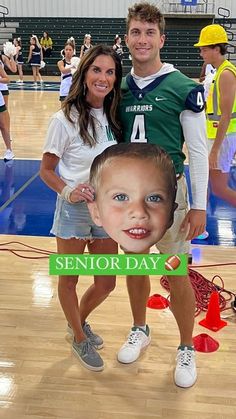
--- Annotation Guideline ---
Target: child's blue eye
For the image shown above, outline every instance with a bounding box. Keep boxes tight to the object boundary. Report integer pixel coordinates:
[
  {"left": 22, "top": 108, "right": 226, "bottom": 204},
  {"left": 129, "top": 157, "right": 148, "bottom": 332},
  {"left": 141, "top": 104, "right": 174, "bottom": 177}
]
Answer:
[
  {"left": 114, "top": 194, "right": 128, "bottom": 201},
  {"left": 146, "top": 195, "right": 162, "bottom": 202}
]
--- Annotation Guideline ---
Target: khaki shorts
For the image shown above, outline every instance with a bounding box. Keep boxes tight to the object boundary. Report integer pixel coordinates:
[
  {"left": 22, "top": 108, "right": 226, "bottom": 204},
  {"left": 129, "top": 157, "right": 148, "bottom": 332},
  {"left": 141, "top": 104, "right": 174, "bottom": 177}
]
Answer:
[{"left": 156, "top": 175, "right": 190, "bottom": 254}]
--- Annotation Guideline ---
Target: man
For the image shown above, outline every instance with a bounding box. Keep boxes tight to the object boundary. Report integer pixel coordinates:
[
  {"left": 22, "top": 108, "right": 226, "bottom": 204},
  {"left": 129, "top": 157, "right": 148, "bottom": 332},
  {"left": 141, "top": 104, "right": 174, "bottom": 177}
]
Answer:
[
  {"left": 118, "top": 2, "right": 209, "bottom": 388},
  {"left": 194, "top": 24, "right": 236, "bottom": 206}
]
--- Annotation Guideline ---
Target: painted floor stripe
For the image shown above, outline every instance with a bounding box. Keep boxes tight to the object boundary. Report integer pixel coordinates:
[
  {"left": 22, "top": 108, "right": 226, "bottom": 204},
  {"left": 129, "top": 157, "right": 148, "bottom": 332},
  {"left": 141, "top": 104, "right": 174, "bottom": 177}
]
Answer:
[{"left": 0, "top": 170, "right": 39, "bottom": 212}]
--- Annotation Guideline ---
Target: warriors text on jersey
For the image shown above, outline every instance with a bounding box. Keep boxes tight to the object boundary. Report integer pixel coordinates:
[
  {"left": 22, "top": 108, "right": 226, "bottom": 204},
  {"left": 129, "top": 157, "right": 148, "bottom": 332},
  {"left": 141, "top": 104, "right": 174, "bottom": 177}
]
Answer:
[{"left": 120, "top": 70, "right": 205, "bottom": 174}]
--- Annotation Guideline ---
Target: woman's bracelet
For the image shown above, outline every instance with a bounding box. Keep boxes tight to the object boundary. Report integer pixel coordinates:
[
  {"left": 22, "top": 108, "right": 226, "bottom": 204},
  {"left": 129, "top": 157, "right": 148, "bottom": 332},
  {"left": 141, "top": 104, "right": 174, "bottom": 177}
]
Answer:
[{"left": 60, "top": 185, "right": 74, "bottom": 204}]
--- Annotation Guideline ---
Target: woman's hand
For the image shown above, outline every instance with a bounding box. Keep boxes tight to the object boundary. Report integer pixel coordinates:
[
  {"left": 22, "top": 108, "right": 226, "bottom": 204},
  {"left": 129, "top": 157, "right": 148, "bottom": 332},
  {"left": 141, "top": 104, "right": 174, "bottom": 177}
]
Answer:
[{"left": 70, "top": 183, "right": 94, "bottom": 203}]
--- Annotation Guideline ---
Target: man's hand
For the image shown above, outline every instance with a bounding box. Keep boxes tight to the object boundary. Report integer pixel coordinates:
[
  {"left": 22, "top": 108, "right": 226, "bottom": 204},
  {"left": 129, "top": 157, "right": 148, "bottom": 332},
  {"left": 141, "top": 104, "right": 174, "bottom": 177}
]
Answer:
[
  {"left": 209, "top": 146, "right": 220, "bottom": 170},
  {"left": 179, "top": 209, "right": 206, "bottom": 241}
]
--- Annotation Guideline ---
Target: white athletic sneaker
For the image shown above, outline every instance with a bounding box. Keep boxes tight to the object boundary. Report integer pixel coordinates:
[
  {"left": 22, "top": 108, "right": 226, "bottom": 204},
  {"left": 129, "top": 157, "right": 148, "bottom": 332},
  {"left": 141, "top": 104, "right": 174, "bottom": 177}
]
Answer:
[
  {"left": 3, "top": 149, "right": 14, "bottom": 161},
  {"left": 196, "top": 231, "right": 209, "bottom": 240},
  {"left": 174, "top": 346, "right": 197, "bottom": 388},
  {"left": 16, "top": 80, "right": 23, "bottom": 84},
  {"left": 117, "top": 326, "right": 151, "bottom": 364}
]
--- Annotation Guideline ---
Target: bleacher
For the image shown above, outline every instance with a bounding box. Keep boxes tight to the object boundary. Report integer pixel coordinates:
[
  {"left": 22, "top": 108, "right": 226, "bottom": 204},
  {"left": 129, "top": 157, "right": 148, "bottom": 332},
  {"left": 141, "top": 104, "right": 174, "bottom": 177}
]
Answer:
[{"left": 3, "top": 16, "right": 212, "bottom": 78}]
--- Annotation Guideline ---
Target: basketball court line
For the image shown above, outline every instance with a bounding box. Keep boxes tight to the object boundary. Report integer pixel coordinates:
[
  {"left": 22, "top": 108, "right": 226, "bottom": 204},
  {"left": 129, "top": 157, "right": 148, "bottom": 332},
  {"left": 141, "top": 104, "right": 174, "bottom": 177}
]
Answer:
[
  {"left": 0, "top": 169, "right": 39, "bottom": 213},
  {"left": 9, "top": 81, "right": 60, "bottom": 92}
]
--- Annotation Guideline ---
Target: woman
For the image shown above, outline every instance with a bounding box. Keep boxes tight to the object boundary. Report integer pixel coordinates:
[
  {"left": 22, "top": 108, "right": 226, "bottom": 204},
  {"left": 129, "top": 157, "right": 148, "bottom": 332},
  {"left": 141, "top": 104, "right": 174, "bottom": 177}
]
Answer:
[
  {"left": 40, "top": 45, "right": 122, "bottom": 372},
  {"left": 0, "top": 66, "right": 14, "bottom": 161},
  {"left": 28, "top": 35, "right": 43, "bottom": 87},
  {"left": 80, "top": 34, "right": 93, "bottom": 58},
  {"left": 112, "top": 34, "right": 123, "bottom": 63},
  {"left": 40, "top": 31, "right": 53, "bottom": 58},
  {"left": 57, "top": 40, "right": 76, "bottom": 103},
  {"left": 0, "top": 45, "right": 17, "bottom": 108},
  {"left": 13, "top": 37, "right": 24, "bottom": 83}
]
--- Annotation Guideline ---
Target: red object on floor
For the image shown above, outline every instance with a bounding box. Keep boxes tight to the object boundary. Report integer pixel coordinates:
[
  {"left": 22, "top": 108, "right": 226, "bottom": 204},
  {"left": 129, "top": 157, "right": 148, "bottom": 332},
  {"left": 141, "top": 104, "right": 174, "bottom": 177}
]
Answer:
[
  {"left": 199, "top": 290, "right": 227, "bottom": 331},
  {"left": 147, "top": 294, "right": 169, "bottom": 309},
  {"left": 193, "top": 333, "right": 219, "bottom": 353}
]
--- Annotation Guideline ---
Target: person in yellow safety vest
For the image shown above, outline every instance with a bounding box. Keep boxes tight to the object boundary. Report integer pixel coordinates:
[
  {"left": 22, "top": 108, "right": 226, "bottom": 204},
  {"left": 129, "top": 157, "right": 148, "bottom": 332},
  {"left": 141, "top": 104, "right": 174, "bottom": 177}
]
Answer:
[{"left": 194, "top": 24, "right": 236, "bottom": 207}]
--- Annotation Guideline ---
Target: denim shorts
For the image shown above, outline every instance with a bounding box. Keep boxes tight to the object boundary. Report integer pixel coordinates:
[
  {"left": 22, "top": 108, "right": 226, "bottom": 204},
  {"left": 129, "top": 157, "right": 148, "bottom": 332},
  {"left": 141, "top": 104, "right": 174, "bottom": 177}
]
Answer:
[{"left": 51, "top": 196, "right": 110, "bottom": 240}]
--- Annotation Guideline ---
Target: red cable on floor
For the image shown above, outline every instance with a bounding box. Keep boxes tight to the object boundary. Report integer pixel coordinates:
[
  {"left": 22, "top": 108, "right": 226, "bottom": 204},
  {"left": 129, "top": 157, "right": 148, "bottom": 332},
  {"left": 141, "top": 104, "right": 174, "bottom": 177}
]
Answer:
[
  {"left": 0, "top": 240, "right": 56, "bottom": 259},
  {"left": 160, "top": 268, "right": 235, "bottom": 316}
]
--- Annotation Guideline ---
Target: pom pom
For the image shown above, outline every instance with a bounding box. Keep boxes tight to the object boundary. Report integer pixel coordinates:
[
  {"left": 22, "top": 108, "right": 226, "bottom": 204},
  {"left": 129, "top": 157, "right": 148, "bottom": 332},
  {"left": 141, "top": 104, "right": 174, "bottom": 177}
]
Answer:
[
  {"left": 71, "top": 56, "right": 80, "bottom": 69},
  {"left": 40, "top": 60, "right": 46, "bottom": 69},
  {"left": 3, "top": 41, "right": 17, "bottom": 57}
]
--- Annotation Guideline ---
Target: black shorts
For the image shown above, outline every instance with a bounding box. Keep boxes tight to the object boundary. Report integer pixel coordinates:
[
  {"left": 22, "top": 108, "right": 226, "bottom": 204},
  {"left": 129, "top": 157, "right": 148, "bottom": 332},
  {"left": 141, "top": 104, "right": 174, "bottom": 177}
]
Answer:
[
  {"left": 0, "top": 104, "right": 6, "bottom": 112},
  {"left": 0, "top": 90, "right": 9, "bottom": 96}
]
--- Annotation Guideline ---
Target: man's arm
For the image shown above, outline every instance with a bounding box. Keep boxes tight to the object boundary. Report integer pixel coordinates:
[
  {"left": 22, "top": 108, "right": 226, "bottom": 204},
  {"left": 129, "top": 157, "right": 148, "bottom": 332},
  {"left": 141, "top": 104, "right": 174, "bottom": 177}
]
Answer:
[
  {"left": 209, "top": 69, "right": 236, "bottom": 169},
  {"left": 179, "top": 110, "right": 209, "bottom": 240}
]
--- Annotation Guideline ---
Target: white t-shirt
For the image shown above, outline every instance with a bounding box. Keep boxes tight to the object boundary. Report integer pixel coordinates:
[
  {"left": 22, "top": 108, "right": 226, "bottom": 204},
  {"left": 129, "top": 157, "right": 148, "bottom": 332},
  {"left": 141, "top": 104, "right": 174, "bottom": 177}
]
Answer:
[
  {"left": 205, "top": 64, "right": 216, "bottom": 76},
  {"left": 0, "top": 60, "right": 8, "bottom": 92},
  {"left": 43, "top": 107, "right": 117, "bottom": 187},
  {"left": 203, "top": 65, "right": 216, "bottom": 100}
]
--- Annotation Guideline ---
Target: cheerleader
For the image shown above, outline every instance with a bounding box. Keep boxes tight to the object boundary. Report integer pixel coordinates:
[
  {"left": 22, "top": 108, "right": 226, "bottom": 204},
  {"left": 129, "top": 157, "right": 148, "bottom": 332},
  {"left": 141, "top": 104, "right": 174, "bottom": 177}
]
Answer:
[
  {"left": 80, "top": 34, "right": 93, "bottom": 58},
  {"left": 112, "top": 34, "right": 123, "bottom": 63},
  {"left": 28, "top": 35, "right": 43, "bottom": 87},
  {"left": 0, "top": 66, "right": 14, "bottom": 161},
  {"left": 58, "top": 41, "right": 76, "bottom": 103},
  {"left": 0, "top": 42, "right": 17, "bottom": 108},
  {"left": 13, "top": 37, "right": 24, "bottom": 83}
]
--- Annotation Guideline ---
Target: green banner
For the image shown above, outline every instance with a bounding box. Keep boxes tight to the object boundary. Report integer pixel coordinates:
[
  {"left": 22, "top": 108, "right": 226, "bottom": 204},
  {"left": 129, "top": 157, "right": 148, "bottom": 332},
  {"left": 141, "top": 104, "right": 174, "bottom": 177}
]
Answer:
[{"left": 49, "top": 254, "right": 188, "bottom": 276}]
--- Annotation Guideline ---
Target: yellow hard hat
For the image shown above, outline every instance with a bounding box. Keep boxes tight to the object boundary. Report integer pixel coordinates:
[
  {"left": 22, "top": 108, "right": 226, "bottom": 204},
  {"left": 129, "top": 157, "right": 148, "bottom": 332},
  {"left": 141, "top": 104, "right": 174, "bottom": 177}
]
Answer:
[{"left": 194, "top": 24, "right": 228, "bottom": 47}]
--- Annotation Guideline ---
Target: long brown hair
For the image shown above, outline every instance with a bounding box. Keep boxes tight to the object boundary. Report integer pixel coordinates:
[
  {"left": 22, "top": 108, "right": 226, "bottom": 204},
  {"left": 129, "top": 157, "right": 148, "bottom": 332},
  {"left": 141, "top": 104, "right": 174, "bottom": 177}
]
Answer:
[{"left": 62, "top": 45, "right": 122, "bottom": 146}]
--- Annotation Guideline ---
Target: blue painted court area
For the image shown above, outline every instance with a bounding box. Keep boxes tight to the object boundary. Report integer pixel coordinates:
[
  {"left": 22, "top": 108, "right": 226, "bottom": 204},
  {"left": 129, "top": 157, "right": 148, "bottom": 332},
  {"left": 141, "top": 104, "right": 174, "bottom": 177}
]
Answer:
[{"left": 0, "top": 159, "right": 236, "bottom": 245}]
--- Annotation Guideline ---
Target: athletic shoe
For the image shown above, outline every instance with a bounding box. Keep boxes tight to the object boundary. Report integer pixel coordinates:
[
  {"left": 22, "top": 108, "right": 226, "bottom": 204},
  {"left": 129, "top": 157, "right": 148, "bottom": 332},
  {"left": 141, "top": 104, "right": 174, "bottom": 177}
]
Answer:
[
  {"left": 67, "top": 322, "right": 104, "bottom": 349},
  {"left": 72, "top": 338, "right": 104, "bottom": 372},
  {"left": 174, "top": 346, "right": 197, "bottom": 388},
  {"left": 83, "top": 321, "right": 103, "bottom": 349},
  {"left": 196, "top": 231, "right": 209, "bottom": 240},
  {"left": 16, "top": 80, "right": 23, "bottom": 84},
  {"left": 117, "top": 325, "right": 151, "bottom": 364},
  {"left": 3, "top": 149, "right": 14, "bottom": 162},
  {"left": 33, "top": 82, "right": 38, "bottom": 88}
]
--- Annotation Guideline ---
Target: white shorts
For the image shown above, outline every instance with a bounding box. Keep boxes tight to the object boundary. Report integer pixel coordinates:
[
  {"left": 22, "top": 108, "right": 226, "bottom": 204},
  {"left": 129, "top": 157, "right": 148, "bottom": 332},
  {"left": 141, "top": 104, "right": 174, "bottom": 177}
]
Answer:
[
  {"left": 207, "top": 133, "right": 236, "bottom": 173},
  {"left": 156, "top": 175, "right": 190, "bottom": 254}
]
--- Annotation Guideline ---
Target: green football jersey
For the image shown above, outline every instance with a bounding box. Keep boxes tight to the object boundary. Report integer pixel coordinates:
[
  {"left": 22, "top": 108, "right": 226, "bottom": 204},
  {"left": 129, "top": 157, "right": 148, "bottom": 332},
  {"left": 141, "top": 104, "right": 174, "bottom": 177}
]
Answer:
[{"left": 120, "top": 71, "right": 205, "bottom": 174}]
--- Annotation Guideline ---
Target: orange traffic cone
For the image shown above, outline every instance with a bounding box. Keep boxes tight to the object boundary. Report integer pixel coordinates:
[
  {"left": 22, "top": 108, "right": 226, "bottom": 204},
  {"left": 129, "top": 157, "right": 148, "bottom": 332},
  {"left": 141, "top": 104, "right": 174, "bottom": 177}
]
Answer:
[{"left": 199, "top": 290, "right": 227, "bottom": 332}]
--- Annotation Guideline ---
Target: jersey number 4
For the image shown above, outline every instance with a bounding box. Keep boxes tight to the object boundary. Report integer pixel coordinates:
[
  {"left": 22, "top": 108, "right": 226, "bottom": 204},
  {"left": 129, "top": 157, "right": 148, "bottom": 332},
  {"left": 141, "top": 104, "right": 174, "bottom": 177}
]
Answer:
[
  {"left": 197, "top": 91, "right": 204, "bottom": 108},
  {"left": 130, "top": 115, "right": 148, "bottom": 142}
]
